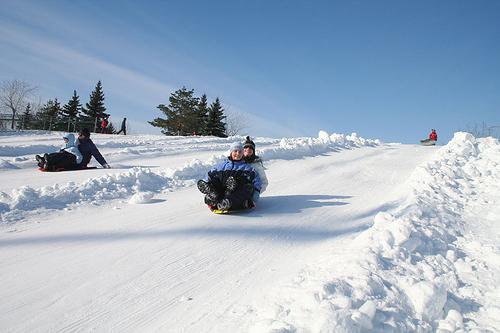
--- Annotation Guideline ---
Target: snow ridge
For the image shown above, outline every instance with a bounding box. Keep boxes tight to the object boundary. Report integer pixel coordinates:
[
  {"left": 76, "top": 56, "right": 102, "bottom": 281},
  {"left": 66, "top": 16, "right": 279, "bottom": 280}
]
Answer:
[
  {"left": 250, "top": 132, "right": 500, "bottom": 332},
  {"left": 0, "top": 131, "right": 379, "bottom": 224}
]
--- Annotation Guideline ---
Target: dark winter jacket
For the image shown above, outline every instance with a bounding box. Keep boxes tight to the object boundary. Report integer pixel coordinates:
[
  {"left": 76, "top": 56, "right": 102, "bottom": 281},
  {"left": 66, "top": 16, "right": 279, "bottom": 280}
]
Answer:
[
  {"left": 205, "top": 157, "right": 262, "bottom": 193},
  {"left": 76, "top": 137, "right": 107, "bottom": 167}
]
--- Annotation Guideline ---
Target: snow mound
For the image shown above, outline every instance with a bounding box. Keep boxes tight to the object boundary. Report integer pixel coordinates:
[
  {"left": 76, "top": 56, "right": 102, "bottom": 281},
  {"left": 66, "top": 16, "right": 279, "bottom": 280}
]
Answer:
[
  {"left": 258, "top": 131, "right": 380, "bottom": 161},
  {"left": 0, "top": 167, "right": 174, "bottom": 223},
  {"left": 128, "top": 191, "right": 155, "bottom": 204},
  {"left": 0, "top": 159, "right": 20, "bottom": 170},
  {"left": 250, "top": 132, "right": 500, "bottom": 332}
]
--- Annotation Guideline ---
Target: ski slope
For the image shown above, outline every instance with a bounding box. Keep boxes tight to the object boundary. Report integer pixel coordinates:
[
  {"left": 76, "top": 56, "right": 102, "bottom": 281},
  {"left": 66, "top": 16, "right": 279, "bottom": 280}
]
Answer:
[{"left": 0, "top": 131, "right": 498, "bottom": 332}]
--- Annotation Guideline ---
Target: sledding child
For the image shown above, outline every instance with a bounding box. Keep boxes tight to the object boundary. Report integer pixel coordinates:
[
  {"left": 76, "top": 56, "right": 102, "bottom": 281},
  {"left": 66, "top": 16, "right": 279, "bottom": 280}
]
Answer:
[
  {"left": 420, "top": 129, "right": 438, "bottom": 146},
  {"left": 35, "top": 133, "right": 83, "bottom": 171},
  {"left": 197, "top": 142, "right": 262, "bottom": 211},
  {"left": 242, "top": 136, "right": 268, "bottom": 204}
]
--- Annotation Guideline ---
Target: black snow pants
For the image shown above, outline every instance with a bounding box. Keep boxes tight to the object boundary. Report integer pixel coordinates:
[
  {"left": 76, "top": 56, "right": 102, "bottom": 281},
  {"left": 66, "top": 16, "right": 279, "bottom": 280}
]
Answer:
[
  {"left": 207, "top": 169, "right": 254, "bottom": 209},
  {"left": 45, "top": 151, "right": 77, "bottom": 171}
]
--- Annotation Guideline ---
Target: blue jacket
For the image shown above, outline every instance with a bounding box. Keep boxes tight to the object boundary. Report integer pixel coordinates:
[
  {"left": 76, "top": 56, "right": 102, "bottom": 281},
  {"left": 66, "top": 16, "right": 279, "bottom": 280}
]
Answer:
[
  {"left": 76, "top": 137, "right": 107, "bottom": 167},
  {"left": 205, "top": 158, "right": 262, "bottom": 192}
]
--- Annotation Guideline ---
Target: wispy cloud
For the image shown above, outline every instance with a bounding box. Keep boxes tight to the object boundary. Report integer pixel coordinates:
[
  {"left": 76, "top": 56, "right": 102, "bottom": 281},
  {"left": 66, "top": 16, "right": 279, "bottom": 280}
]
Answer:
[
  {"left": 0, "top": 22, "right": 175, "bottom": 108},
  {"left": 0, "top": 2, "right": 301, "bottom": 137}
]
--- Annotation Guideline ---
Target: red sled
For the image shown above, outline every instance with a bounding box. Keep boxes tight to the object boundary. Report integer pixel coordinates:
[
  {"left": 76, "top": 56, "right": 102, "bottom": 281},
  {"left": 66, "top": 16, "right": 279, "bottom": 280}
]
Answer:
[{"left": 38, "top": 166, "right": 98, "bottom": 172}]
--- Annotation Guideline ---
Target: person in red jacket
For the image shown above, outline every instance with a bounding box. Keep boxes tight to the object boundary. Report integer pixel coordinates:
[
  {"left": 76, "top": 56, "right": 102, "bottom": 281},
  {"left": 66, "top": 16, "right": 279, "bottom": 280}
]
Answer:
[
  {"left": 429, "top": 129, "right": 438, "bottom": 141},
  {"left": 101, "top": 117, "right": 109, "bottom": 134}
]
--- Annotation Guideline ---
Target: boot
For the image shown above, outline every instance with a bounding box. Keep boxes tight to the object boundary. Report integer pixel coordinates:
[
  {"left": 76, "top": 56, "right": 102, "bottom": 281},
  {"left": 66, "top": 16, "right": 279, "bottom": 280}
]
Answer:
[
  {"left": 197, "top": 180, "right": 213, "bottom": 194},
  {"left": 35, "top": 155, "right": 45, "bottom": 163},
  {"left": 204, "top": 194, "right": 218, "bottom": 206},
  {"left": 35, "top": 155, "right": 45, "bottom": 168},
  {"left": 198, "top": 180, "right": 219, "bottom": 205},
  {"left": 225, "top": 176, "right": 238, "bottom": 194},
  {"left": 217, "top": 198, "right": 231, "bottom": 211}
]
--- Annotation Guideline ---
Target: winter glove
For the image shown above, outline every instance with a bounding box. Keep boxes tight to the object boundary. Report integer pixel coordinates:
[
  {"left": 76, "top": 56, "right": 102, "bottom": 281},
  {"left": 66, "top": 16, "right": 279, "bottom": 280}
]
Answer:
[{"left": 103, "top": 164, "right": 111, "bottom": 169}]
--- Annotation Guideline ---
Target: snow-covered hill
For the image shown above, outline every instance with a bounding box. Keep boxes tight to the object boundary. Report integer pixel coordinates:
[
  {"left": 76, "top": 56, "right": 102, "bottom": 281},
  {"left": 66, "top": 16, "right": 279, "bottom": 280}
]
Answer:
[{"left": 0, "top": 131, "right": 498, "bottom": 332}]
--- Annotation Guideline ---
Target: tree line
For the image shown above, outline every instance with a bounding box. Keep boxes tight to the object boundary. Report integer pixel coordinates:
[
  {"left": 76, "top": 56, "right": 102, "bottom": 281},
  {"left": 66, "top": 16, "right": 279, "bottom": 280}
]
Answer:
[
  {"left": 0, "top": 80, "right": 115, "bottom": 133},
  {"left": 2, "top": 79, "right": 243, "bottom": 137},
  {"left": 149, "top": 87, "right": 228, "bottom": 137}
]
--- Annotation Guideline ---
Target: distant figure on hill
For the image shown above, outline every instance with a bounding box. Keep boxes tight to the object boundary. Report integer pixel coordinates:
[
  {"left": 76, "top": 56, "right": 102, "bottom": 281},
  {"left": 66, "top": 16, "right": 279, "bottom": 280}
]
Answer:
[
  {"left": 101, "top": 117, "right": 109, "bottom": 134},
  {"left": 116, "top": 117, "right": 127, "bottom": 135},
  {"left": 76, "top": 128, "right": 111, "bottom": 169},
  {"left": 420, "top": 129, "right": 438, "bottom": 146},
  {"left": 429, "top": 129, "right": 438, "bottom": 141}
]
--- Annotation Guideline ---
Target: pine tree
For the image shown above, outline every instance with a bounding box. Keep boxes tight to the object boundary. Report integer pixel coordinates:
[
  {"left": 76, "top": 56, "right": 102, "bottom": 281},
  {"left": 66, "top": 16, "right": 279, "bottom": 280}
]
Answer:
[
  {"left": 38, "top": 99, "right": 62, "bottom": 130},
  {"left": 21, "top": 103, "right": 32, "bottom": 129},
  {"left": 196, "top": 94, "right": 209, "bottom": 135},
  {"left": 61, "top": 90, "right": 81, "bottom": 132},
  {"left": 149, "top": 87, "right": 199, "bottom": 136},
  {"left": 107, "top": 121, "right": 117, "bottom": 134},
  {"left": 81, "top": 81, "right": 108, "bottom": 132},
  {"left": 62, "top": 90, "right": 81, "bottom": 120},
  {"left": 206, "top": 98, "right": 226, "bottom": 137}
]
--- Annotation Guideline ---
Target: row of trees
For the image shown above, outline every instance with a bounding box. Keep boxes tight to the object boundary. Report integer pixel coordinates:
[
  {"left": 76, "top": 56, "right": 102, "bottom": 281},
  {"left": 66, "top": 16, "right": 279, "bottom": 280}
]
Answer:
[
  {"left": 2, "top": 79, "right": 242, "bottom": 137},
  {"left": 149, "top": 87, "right": 228, "bottom": 137},
  {"left": 0, "top": 80, "right": 114, "bottom": 133}
]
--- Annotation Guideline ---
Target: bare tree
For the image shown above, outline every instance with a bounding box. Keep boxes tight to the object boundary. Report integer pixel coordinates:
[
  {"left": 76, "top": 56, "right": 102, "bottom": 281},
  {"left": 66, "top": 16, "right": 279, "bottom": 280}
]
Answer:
[
  {"left": 0, "top": 80, "right": 37, "bottom": 129},
  {"left": 461, "top": 121, "right": 500, "bottom": 139},
  {"left": 225, "top": 108, "right": 247, "bottom": 136}
]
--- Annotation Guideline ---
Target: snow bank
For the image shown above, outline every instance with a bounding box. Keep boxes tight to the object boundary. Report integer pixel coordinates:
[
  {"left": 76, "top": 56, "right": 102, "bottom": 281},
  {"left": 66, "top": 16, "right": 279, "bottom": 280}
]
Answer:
[
  {"left": 0, "top": 131, "right": 379, "bottom": 224},
  {"left": 249, "top": 132, "right": 500, "bottom": 332},
  {"left": 0, "top": 167, "right": 179, "bottom": 223},
  {"left": 259, "top": 131, "right": 380, "bottom": 161},
  {"left": 128, "top": 191, "right": 156, "bottom": 204},
  {"left": 0, "top": 159, "right": 20, "bottom": 170}
]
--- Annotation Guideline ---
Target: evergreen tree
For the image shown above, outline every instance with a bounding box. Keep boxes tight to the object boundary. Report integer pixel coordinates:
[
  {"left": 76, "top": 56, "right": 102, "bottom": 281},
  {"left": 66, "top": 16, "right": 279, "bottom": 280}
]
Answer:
[
  {"left": 149, "top": 87, "right": 199, "bottom": 136},
  {"left": 206, "top": 98, "right": 226, "bottom": 137},
  {"left": 81, "top": 81, "right": 108, "bottom": 131},
  {"left": 21, "top": 103, "right": 32, "bottom": 129},
  {"left": 196, "top": 94, "right": 209, "bottom": 135},
  {"left": 107, "top": 121, "right": 117, "bottom": 134},
  {"left": 62, "top": 90, "right": 81, "bottom": 120},
  {"left": 38, "top": 99, "right": 62, "bottom": 130},
  {"left": 61, "top": 90, "right": 81, "bottom": 132}
]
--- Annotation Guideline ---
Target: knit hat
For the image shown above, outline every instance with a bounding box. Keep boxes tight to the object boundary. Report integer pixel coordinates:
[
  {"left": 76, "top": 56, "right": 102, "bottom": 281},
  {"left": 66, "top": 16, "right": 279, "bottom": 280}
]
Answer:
[
  {"left": 229, "top": 142, "right": 243, "bottom": 152},
  {"left": 79, "top": 128, "right": 91, "bottom": 138},
  {"left": 243, "top": 136, "right": 255, "bottom": 150}
]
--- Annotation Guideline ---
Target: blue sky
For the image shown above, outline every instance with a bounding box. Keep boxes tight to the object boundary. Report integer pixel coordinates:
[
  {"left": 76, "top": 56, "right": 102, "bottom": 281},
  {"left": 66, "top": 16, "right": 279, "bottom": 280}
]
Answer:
[{"left": 1, "top": 0, "right": 499, "bottom": 143}]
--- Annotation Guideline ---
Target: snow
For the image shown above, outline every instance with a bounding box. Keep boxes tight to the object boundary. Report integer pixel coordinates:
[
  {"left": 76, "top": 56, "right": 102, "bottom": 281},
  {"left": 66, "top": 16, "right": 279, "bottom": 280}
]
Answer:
[{"left": 0, "top": 130, "right": 498, "bottom": 332}]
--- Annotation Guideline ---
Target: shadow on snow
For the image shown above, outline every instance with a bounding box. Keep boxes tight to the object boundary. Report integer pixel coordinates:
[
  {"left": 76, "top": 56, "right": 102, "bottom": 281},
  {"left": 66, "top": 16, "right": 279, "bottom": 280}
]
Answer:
[{"left": 0, "top": 194, "right": 364, "bottom": 247}]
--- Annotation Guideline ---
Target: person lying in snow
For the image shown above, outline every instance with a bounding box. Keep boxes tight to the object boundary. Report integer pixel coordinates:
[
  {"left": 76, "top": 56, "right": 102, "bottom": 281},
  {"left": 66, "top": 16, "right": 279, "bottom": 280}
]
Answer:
[
  {"left": 242, "top": 136, "right": 268, "bottom": 204},
  {"left": 35, "top": 133, "right": 83, "bottom": 171},
  {"left": 76, "top": 128, "right": 110, "bottom": 169},
  {"left": 197, "top": 142, "right": 262, "bottom": 211}
]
